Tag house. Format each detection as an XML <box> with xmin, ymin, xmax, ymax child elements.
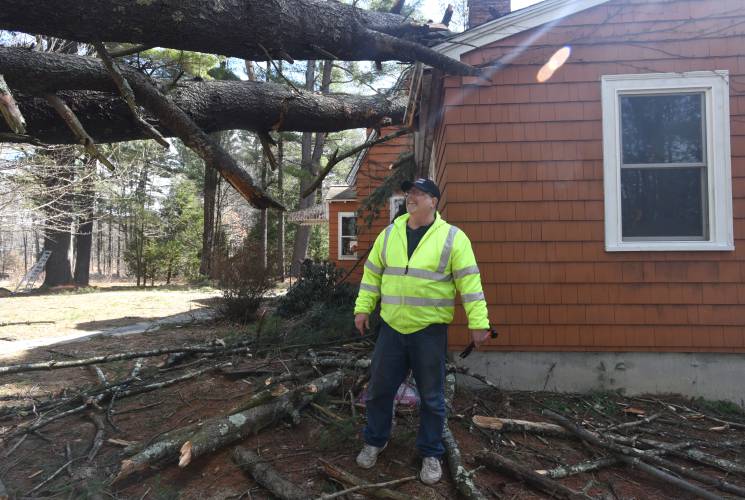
<box><xmin>328</xmin><ymin>0</ymin><xmax>745</xmax><ymax>404</ymax></box>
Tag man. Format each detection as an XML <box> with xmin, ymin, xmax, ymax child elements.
<box><xmin>353</xmin><ymin>178</ymin><xmax>491</xmax><ymax>485</ymax></box>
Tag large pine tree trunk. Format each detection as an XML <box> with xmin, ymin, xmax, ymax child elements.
<box><xmin>276</xmin><ymin>137</ymin><xmax>285</xmax><ymax>280</ymax></box>
<box><xmin>290</xmin><ymin>61</ymin><xmax>332</xmax><ymax>276</ymax></box>
<box><xmin>73</xmin><ymin>161</ymin><xmax>95</xmax><ymax>286</ymax></box>
<box><xmin>0</xmin><ymin>0</ymin><xmax>470</xmax><ymax>73</ymax></box>
<box><xmin>200</xmin><ymin>135</ymin><xmax>220</xmax><ymax>277</ymax></box>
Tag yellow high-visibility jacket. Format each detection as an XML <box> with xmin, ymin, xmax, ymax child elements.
<box><xmin>354</xmin><ymin>212</ymin><xmax>489</xmax><ymax>334</ymax></box>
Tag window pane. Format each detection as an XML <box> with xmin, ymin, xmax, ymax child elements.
<box><xmin>621</xmin><ymin>167</ymin><xmax>706</xmax><ymax>238</ymax></box>
<box><xmin>621</xmin><ymin>93</ymin><xmax>703</xmax><ymax>164</ymax></box>
<box><xmin>341</xmin><ymin>216</ymin><xmax>356</xmax><ymax>237</ymax></box>
<box><xmin>341</xmin><ymin>237</ymin><xmax>356</xmax><ymax>256</ymax></box>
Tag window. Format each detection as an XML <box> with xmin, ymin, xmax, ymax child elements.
<box><xmin>601</xmin><ymin>71</ymin><xmax>734</xmax><ymax>251</ymax></box>
<box><xmin>338</xmin><ymin>212</ymin><xmax>357</xmax><ymax>259</ymax></box>
<box><xmin>389</xmin><ymin>195</ymin><xmax>406</xmax><ymax>222</ymax></box>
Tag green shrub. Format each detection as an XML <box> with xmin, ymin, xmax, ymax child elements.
<box><xmin>214</xmin><ymin>245</ymin><xmax>273</xmax><ymax>324</ymax></box>
<box><xmin>277</xmin><ymin>260</ymin><xmax>356</xmax><ymax>318</ymax></box>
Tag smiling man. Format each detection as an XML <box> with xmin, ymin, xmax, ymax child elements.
<box><xmin>353</xmin><ymin>177</ymin><xmax>491</xmax><ymax>484</ymax></box>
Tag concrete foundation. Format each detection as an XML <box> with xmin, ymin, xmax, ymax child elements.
<box><xmin>454</xmin><ymin>351</ymin><xmax>745</xmax><ymax>408</ymax></box>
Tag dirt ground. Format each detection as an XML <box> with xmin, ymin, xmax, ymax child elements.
<box><xmin>1</xmin><ymin>289</ymin><xmax>744</xmax><ymax>499</ymax></box>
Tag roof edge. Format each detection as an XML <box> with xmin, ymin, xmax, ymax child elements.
<box><xmin>434</xmin><ymin>0</ymin><xmax>613</xmax><ymax>60</ymax></box>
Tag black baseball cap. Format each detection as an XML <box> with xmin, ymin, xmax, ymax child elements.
<box><xmin>401</xmin><ymin>178</ymin><xmax>441</xmax><ymax>199</ymax></box>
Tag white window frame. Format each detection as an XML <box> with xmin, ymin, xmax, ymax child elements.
<box><xmin>601</xmin><ymin>71</ymin><xmax>734</xmax><ymax>252</ymax></box>
<box><xmin>338</xmin><ymin>211</ymin><xmax>358</xmax><ymax>260</ymax></box>
<box><xmin>389</xmin><ymin>195</ymin><xmax>406</xmax><ymax>222</ymax></box>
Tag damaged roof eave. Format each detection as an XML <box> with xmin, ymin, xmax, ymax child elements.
<box><xmin>433</xmin><ymin>0</ymin><xmax>613</xmax><ymax>61</ymax></box>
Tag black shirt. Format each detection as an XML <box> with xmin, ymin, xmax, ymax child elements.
<box><xmin>406</xmin><ymin>222</ymin><xmax>433</xmax><ymax>259</ymax></box>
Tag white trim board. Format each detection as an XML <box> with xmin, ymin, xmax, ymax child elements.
<box><xmin>434</xmin><ymin>0</ymin><xmax>612</xmax><ymax>61</ymax></box>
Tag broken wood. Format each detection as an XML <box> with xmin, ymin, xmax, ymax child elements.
<box><xmin>87</xmin><ymin>412</ymin><xmax>105</xmax><ymax>462</ymax></box>
<box><xmin>443</xmin><ymin>372</ymin><xmax>488</xmax><ymax>500</ymax></box>
<box><xmin>115</xmin><ymin>371</ymin><xmax>342</xmax><ymax>483</ymax></box>
<box><xmin>44</xmin><ymin>93</ymin><xmax>115</xmax><ymax>171</ymax></box>
<box><xmin>0</xmin><ymin>340</ymin><xmax>251</xmax><ymax>375</ymax></box>
<box><xmin>536</xmin><ymin>457</ymin><xmax>619</xmax><ymax>479</ymax></box>
<box><xmin>232</xmin><ymin>446</ymin><xmax>306</xmax><ymax>500</ymax></box>
<box><xmin>0</xmin><ymin>73</ymin><xmax>25</xmax><ymax>134</ymax></box>
<box><xmin>318</xmin><ymin>459</ymin><xmax>413</xmax><ymax>500</ymax></box>
<box><xmin>472</xmin><ymin>416</ymin><xmax>570</xmax><ymax>437</ymax></box>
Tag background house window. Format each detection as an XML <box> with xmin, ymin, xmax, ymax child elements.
<box><xmin>389</xmin><ymin>195</ymin><xmax>406</xmax><ymax>222</ymax></box>
<box><xmin>601</xmin><ymin>72</ymin><xmax>733</xmax><ymax>251</ymax></box>
<box><xmin>338</xmin><ymin>212</ymin><xmax>357</xmax><ymax>259</ymax></box>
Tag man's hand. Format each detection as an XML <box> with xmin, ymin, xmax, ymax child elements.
<box><xmin>470</xmin><ymin>329</ymin><xmax>490</xmax><ymax>350</ymax></box>
<box><xmin>355</xmin><ymin>313</ymin><xmax>370</xmax><ymax>336</ymax></box>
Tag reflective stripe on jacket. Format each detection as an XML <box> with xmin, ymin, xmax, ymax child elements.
<box><xmin>354</xmin><ymin>212</ymin><xmax>490</xmax><ymax>334</ymax></box>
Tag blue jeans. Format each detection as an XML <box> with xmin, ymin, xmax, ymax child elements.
<box><xmin>363</xmin><ymin>320</ymin><xmax>447</xmax><ymax>457</ymax></box>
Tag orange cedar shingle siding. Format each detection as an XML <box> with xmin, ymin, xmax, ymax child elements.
<box><xmin>348</xmin><ymin>129</ymin><xmax>414</xmax><ymax>284</ymax></box>
<box><xmin>434</xmin><ymin>0</ymin><xmax>745</xmax><ymax>351</ymax></box>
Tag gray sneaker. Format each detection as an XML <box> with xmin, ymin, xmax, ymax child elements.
<box><xmin>420</xmin><ymin>456</ymin><xmax>442</xmax><ymax>485</ymax></box>
<box><xmin>356</xmin><ymin>443</ymin><xmax>387</xmax><ymax>469</ymax></box>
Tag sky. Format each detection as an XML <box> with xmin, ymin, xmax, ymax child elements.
<box><xmin>419</xmin><ymin>0</ymin><xmax>544</xmax><ymax>27</ymax></box>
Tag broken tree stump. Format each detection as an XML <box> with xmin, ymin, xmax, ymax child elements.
<box><xmin>232</xmin><ymin>446</ymin><xmax>306</xmax><ymax>500</ymax></box>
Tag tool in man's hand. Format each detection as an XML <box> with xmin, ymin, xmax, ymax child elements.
<box><xmin>459</xmin><ymin>327</ymin><xmax>498</xmax><ymax>359</ymax></box>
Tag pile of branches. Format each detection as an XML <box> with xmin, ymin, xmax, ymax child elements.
<box><xmin>1</xmin><ymin>336</ymin><xmax>744</xmax><ymax>499</ymax></box>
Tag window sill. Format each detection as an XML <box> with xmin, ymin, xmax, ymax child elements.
<box><xmin>338</xmin><ymin>255</ymin><xmax>359</xmax><ymax>261</ymax></box>
<box><xmin>606</xmin><ymin>241</ymin><xmax>734</xmax><ymax>252</ymax></box>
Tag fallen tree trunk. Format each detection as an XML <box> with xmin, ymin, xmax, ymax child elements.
<box><xmin>0</xmin><ymin>47</ymin><xmax>406</xmax><ymax>144</ymax></box>
<box><xmin>114</xmin><ymin>371</ymin><xmax>342</xmax><ymax>482</ymax></box>
<box><xmin>232</xmin><ymin>447</ymin><xmax>307</xmax><ymax>500</ymax></box>
<box><xmin>0</xmin><ymin>0</ymin><xmax>479</xmax><ymax>75</ymax></box>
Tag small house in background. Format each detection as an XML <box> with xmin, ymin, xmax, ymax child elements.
<box><xmin>328</xmin><ymin>0</ymin><xmax>745</xmax><ymax>404</ymax></box>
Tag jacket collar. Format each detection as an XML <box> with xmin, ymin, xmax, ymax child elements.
<box><xmin>393</xmin><ymin>211</ymin><xmax>446</xmax><ymax>233</ymax></box>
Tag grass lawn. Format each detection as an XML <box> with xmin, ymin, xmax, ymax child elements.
<box><xmin>0</xmin><ymin>284</ymin><xmax>220</xmax><ymax>344</ymax></box>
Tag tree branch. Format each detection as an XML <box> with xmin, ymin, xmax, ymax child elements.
<box><xmin>300</xmin><ymin>127</ymin><xmax>411</xmax><ymax>199</ymax></box>
<box><xmin>92</xmin><ymin>41</ymin><xmax>169</xmax><ymax>148</ymax></box>
<box><xmin>0</xmin><ymin>73</ymin><xmax>26</xmax><ymax>133</ymax></box>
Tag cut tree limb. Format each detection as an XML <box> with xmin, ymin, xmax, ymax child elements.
<box><xmin>232</xmin><ymin>447</ymin><xmax>307</xmax><ymax>500</ymax></box>
<box><xmin>472</xmin><ymin>416</ymin><xmax>570</xmax><ymax>437</ymax></box>
<box><xmin>0</xmin><ymin>48</ymin><xmax>407</xmax><ymax>143</ymax></box>
<box><xmin>114</xmin><ymin>371</ymin><xmax>342</xmax><ymax>483</ymax></box>
<box><xmin>0</xmin><ymin>73</ymin><xmax>25</xmax><ymax>133</ymax></box>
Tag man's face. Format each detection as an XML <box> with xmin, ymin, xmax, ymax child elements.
<box><xmin>405</xmin><ymin>187</ymin><xmax>437</xmax><ymax>216</ymax></box>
